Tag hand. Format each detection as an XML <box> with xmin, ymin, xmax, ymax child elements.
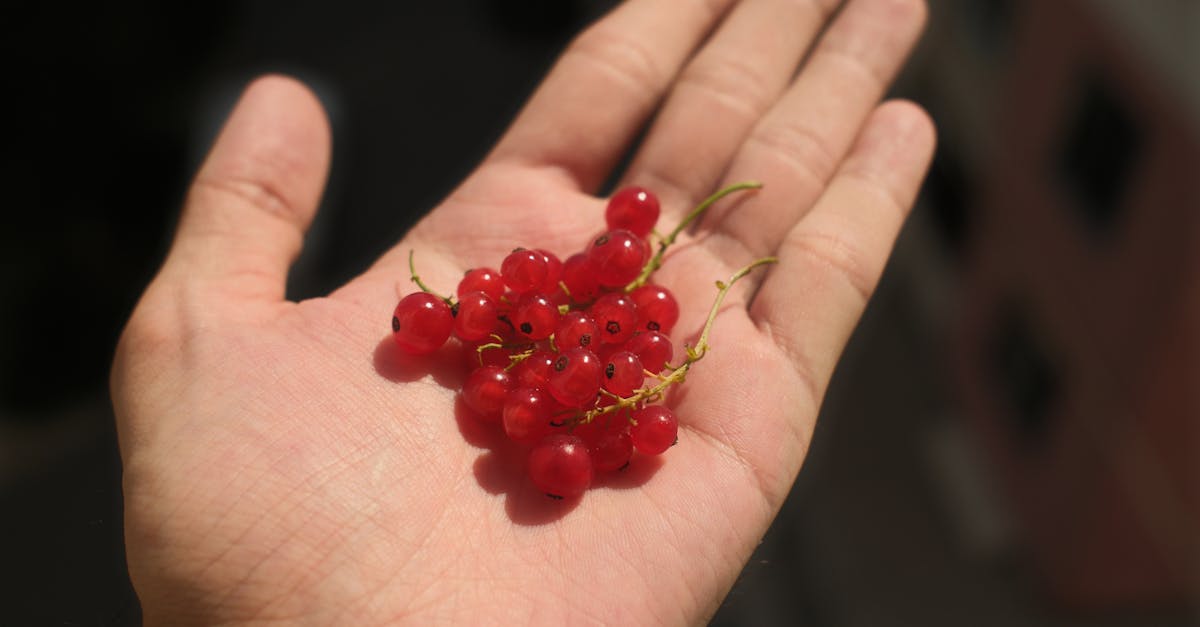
<box><xmin>111</xmin><ymin>0</ymin><xmax>934</xmax><ymax>623</ymax></box>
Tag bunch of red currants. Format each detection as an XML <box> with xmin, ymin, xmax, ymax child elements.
<box><xmin>390</xmin><ymin>183</ymin><xmax>767</xmax><ymax>498</ymax></box>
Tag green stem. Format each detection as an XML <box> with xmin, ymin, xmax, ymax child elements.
<box><xmin>693</xmin><ymin>256</ymin><xmax>778</xmax><ymax>354</ymax></box>
<box><xmin>408</xmin><ymin>250</ymin><xmax>453</xmax><ymax>306</ymax></box>
<box><xmin>626</xmin><ymin>181</ymin><xmax>763</xmax><ymax>291</ymax></box>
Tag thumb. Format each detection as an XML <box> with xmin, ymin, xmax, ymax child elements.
<box><xmin>163</xmin><ymin>74</ymin><xmax>331</xmax><ymax>302</ymax></box>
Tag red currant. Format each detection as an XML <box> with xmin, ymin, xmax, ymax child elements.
<box><xmin>629</xmin><ymin>284</ymin><xmax>679</xmax><ymax>334</ymax></box>
<box><xmin>462</xmin><ymin>365</ymin><xmax>512</xmax><ymax>421</ymax></box>
<box><xmin>458</xmin><ymin>267</ymin><xmax>505</xmax><ymax>301</ymax></box>
<box><xmin>502</xmin><ymin>387</ymin><xmax>555</xmax><ymax>444</ymax></box>
<box><xmin>528</xmin><ymin>434</ymin><xmax>593</xmax><ymax>497</ymax></box>
<box><xmin>561</xmin><ymin>253</ymin><xmax>601</xmax><ymax>303</ymax></box>
<box><xmin>511</xmin><ymin>293</ymin><xmax>559</xmax><ymax>341</ymax></box>
<box><xmin>602</xmin><ymin>351</ymin><xmax>644</xmax><ymax>397</ymax></box>
<box><xmin>569</xmin><ymin>413</ymin><xmax>608</xmax><ymax>447</ymax></box>
<box><xmin>547</xmin><ymin>348</ymin><xmax>603</xmax><ymax>407</ymax></box>
<box><xmin>589</xmin><ymin>292</ymin><xmax>639</xmax><ymax>345</ymax></box>
<box><xmin>587</xmin><ymin>229</ymin><xmax>648</xmax><ymax>288</ymax></box>
<box><xmin>535</xmin><ymin>249</ymin><xmax>563</xmax><ymax>295</ymax></box>
<box><xmin>590</xmin><ymin>341</ymin><xmax>620</xmax><ymax>366</ymax></box>
<box><xmin>391</xmin><ymin>292</ymin><xmax>453</xmax><ymax>355</ymax></box>
<box><xmin>630</xmin><ymin>405</ymin><xmax>678</xmax><ymax>454</ymax></box>
<box><xmin>605</xmin><ymin>186</ymin><xmax>660</xmax><ymax>238</ymax></box>
<box><xmin>501</xmin><ymin>248</ymin><xmax>548</xmax><ymax>294</ymax></box>
<box><xmin>453</xmin><ymin>291</ymin><xmax>500</xmax><ymax>342</ymax></box>
<box><xmin>554</xmin><ymin>310</ymin><xmax>600</xmax><ymax>351</ymax></box>
<box><xmin>590</xmin><ymin>429</ymin><xmax>634</xmax><ymax>472</ymax></box>
<box><xmin>512</xmin><ymin>349</ymin><xmax>555</xmax><ymax>389</ymax></box>
<box><xmin>623</xmin><ymin>331</ymin><xmax>674</xmax><ymax>373</ymax></box>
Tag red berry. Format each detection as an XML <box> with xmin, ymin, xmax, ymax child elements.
<box><xmin>591</xmin><ymin>342</ymin><xmax>621</xmax><ymax>366</ymax></box>
<box><xmin>528</xmin><ymin>434</ymin><xmax>594</xmax><ymax>497</ymax></box>
<box><xmin>462</xmin><ymin>365</ymin><xmax>512</xmax><ymax>421</ymax></box>
<box><xmin>544</xmin><ymin>287</ymin><xmax>570</xmax><ymax>309</ymax></box>
<box><xmin>587</xmin><ymin>229</ymin><xmax>648</xmax><ymax>288</ymax></box>
<box><xmin>631</xmin><ymin>405</ymin><xmax>678</xmax><ymax>454</ymax></box>
<box><xmin>547</xmin><ymin>348</ymin><xmax>603</xmax><ymax>407</ymax></box>
<box><xmin>512</xmin><ymin>349</ymin><xmax>555</xmax><ymax>389</ymax></box>
<box><xmin>569</xmin><ymin>414</ymin><xmax>607</xmax><ymax>447</ymax></box>
<box><xmin>535</xmin><ymin>249</ymin><xmax>563</xmax><ymax>295</ymax></box>
<box><xmin>503</xmin><ymin>387</ymin><xmax>555</xmax><ymax>444</ymax></box>
<box><xmin>458</xmin><ymin>267</ymin><xmax>505</xmax><ymax>301</ymax></box>
<box><xmin>589</xmin><ymin>292</ymin><xmax>639</xmax><ymax>345</ymax></box>
<box><xmin>624</xmin><ymin>331</ymin><xmax>674</xmax><ymax>373</ymax></box>
<box><xmin>605</xmin><ymin>186</ymin><xmax>660</xmax><ymax>237</ymax></box>
<box><xmin>629</xmin><ymin>284</ymin><xmax>679</xmax><ymax>334</ymax></box>
<box><xmin>590</xmin><ymin>429</ymin><xmax>633</xmax><ymax>472</ymax></box>
<box><xmin>391</xmin><ymin>292</ymin><xmax>453</xmax><ymax>355</ymax></box>
<box><xmin>467</xmin><ymin>341</ymin><xmax>512</xmax><ymax>369</ymax></box>
<box><xmin>511</xmin><ymin>293</ymin><xmax>559</xmax><ymax>340</ymax></box>
<box><xmin>561</xmin><ymin>253</ymin><xmax>601</xmax><ymax>303</ymax></box>
<box><xmin>602</xmin><ymin>351</ymin><xmax>644</xmax><ymax>397</ymax></box>
<box><xmin>554</xmin><ymin>311</ymin><xmax>600</xmax><ymax>351</ymax></box>
<box><xmin>453</xmin><ymin>291</ymin><xmax>500</xmax><ymax>342</ymax></box>
<box><xmin>501</xmin><ymin>248</ymin><xmax>548</xmax><ymax>294</ymax></box>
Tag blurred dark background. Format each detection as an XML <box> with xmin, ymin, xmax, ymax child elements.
<box><xmin>2</xmin><ymin>1</ymin><xmax>1197</xmax><ymax>625</ymax></box>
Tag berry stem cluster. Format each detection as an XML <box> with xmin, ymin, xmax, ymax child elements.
<box><xmin>574</xmin><ymin>256</ymin><xmax>776</xmax><ymax>427</ymax></box>
<box><xmin>388</xmin><ymin>182</ymin><xmax>771</xmax><ymax>499</ymax></box>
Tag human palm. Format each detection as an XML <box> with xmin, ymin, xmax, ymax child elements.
<box><xmin>112</xmin><ymin>0</ymin><xmax>935</xmax><ymax>624</ymax></box>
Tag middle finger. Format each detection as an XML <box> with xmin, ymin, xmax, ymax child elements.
<box><xmin>618</xmin><ymin>0</ymin><xmax>842</xmax><ymax>215</ymax></box>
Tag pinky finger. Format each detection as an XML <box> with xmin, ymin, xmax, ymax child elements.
<box><xmin>750</xmin><ymin>100</ymin><xmax>935</xmax><ymax>400</ymax></box>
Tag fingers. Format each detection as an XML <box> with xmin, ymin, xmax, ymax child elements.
<box><xmin>701</xmin><ymin>0</ymin><xmax>927</xmax><ymax>262</ymax></box>
<box><xmin>487</xmin><ymin>0</ymin><xmax>735</xmax><ymax>192</ymax></box>
<box><xmin>750</xmin><ymin>100</ymin><xmax>935</xmax><ymax>401</ymax></box>
<box><xmin>163</xmin><ymin>75</ymin><xmax>331</xmax><ymax>302</ymax></box>
<box><xmin>620</xmin><ymin>0</ymin><xmax>841</xmax><ymax>211</ymax></box>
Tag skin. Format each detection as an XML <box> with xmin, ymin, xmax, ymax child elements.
<box><xmin>111</xmin><ymin>0</ymin><xmax>936</xmax><ymax>624</ymax></box>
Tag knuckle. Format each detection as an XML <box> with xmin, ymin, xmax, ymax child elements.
<box><xmin>840</xmin><ymin>164</ymin><xmax>914</xmax><ymax>223</ymax></box>
<box><xmin>758</xmin><ymin>315</ymin><xmax>825</xmax><ymax>415</ymax></box>
<box><xmin>192</xmin><ymin>174</ymin><xmax>296</xmax><ymax>226</ymax></box>
<box><xmin>820</xmin><ymin>0</ymin><xmax>927</xmax><ymax>83</ymax></box>
<box><xmin>783</xmin><ymin>229</ymin><xmax>875</xmax><ymax>304</ymax></box>
<box><xmin>678</xmin><ymin>52</ymin><xmax>775</xmax><ymax>118</ymax></box>
<box><xmin>568</xmin><ymin>24</ymin><xmax>664</xmax><ymax>97</ymax></box>
<box><xmin>747</xmin><ymin>121</ymin><xmax>839</xmax><ymax>185</ymax></box>
<box><xmin>636</xmin><ymin>168</ymin><xmax>706</xmax><ymax>211</ymax></box>
<box><xmin>817</xmin><ymin>42</ymin><xmax>888</xmax><ymax>88</ymax></box>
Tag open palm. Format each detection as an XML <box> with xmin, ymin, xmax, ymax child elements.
<box><xmin>112</xmin><ymin>0</ymin><xmax>934</xmax><ymax>623</ymax></box>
